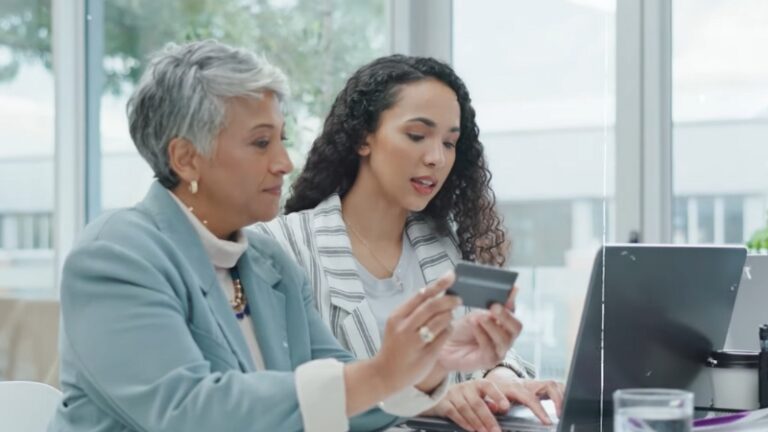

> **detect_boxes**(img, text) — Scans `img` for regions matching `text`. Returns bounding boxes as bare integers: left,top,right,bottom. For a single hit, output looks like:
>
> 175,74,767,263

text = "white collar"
168,190,248,269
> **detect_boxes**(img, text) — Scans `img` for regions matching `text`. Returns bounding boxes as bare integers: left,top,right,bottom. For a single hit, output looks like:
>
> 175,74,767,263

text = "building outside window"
0,0,389,293
672,0,768,247
453,0,616,380
0,0,55,293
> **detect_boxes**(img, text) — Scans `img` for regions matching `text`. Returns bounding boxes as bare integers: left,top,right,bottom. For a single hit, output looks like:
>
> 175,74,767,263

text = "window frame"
615,0,674,244
48,0,683,292
422,0,674,245
49,0,439,292
52,0,87,288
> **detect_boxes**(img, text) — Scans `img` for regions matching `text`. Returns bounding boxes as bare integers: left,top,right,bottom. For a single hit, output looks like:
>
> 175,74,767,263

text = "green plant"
747,226,768,252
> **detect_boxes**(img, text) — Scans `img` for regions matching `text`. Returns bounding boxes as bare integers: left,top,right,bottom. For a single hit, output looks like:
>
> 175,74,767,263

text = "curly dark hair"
285,54,509,266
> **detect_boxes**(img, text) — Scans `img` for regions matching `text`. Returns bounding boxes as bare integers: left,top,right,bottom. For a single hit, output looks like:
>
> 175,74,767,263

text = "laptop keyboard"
404,416,556,432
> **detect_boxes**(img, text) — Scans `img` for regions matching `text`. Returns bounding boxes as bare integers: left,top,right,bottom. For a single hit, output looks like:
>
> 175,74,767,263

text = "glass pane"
673,0,768,249
0,0,55,292
453,0,616,381
98,0,389,212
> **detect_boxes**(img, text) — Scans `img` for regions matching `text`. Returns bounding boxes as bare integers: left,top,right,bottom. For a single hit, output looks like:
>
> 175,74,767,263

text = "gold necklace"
228,267,249,319
345,222,405,292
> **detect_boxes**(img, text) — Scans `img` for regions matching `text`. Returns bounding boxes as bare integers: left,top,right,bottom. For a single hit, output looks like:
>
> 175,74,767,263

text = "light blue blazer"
49,182,398,432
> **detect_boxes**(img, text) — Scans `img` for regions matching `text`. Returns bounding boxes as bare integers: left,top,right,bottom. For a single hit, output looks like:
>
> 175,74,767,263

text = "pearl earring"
189,180,198,194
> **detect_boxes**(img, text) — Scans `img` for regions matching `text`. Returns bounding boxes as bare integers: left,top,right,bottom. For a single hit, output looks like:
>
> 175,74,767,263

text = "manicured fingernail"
491,304,502,315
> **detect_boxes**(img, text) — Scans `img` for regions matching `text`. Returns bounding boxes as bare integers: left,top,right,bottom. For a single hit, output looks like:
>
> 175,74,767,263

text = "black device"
759,324,768,408
559,244,745,431
447,261,517,309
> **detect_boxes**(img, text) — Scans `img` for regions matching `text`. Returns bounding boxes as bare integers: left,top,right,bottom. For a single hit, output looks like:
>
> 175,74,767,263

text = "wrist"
415,363,448,395
485,365,523,384
367,355,401,396
482,361,524,380
343,357,402,417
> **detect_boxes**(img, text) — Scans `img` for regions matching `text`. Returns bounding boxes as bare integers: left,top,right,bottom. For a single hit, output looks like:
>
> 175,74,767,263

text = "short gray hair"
127,40,289,189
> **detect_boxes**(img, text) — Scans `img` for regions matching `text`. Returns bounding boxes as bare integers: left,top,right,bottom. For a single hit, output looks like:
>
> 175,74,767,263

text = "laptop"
724,255,768,351
406,244,746,432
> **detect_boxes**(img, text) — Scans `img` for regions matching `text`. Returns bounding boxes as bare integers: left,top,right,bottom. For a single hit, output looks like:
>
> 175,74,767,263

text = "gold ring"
419,326,435,344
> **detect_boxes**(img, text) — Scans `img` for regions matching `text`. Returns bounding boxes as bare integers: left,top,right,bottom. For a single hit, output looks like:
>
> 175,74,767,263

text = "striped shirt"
254,193,535,380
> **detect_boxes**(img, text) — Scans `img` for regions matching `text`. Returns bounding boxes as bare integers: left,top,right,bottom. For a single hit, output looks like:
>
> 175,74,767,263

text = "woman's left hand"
484,367,565,425
422,379,509,432
437,303,522,372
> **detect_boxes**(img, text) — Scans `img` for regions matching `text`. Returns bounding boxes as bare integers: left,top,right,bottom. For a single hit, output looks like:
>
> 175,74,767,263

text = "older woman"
48,41,517,432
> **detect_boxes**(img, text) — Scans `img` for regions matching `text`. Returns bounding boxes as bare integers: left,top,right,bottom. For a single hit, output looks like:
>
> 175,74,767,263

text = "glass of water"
614,389,693,432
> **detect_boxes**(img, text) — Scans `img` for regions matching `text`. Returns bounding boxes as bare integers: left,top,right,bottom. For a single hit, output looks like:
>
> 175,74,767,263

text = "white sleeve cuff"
378,375,452,417
295,358,349,432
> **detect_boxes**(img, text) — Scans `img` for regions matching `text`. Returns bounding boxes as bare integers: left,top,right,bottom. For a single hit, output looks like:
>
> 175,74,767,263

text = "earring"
189,180,198,194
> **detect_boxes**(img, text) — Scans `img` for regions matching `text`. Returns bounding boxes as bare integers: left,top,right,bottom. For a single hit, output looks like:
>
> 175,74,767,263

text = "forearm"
415,363,449,395
343,358,398,417
344,359,450,419
502,348,535,378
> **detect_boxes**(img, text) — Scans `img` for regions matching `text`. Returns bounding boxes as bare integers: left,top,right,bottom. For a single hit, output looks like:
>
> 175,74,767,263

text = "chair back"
0,381,61,432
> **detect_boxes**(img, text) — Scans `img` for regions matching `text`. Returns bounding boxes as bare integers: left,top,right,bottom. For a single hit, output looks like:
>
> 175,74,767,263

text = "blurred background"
1,0,767,385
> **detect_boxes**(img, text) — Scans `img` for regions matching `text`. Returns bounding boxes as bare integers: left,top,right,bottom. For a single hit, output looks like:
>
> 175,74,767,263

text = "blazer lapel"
339,300,380,360
405,215,467,324
137,182,255,372
199,277,257,372
312,195,382,359
405,214,458,284
237,246,290,371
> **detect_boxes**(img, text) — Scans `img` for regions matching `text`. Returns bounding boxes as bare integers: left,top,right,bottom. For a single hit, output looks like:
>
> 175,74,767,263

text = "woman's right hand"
373,272,462,393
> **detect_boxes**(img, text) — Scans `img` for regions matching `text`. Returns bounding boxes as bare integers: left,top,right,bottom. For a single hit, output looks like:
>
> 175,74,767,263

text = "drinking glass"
613,388,693,432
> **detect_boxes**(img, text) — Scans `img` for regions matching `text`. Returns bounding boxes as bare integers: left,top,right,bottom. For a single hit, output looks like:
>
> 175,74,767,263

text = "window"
0,0,55,293
95,0,390,213
673,0,768,247
453,0,616,380
16,214,52,249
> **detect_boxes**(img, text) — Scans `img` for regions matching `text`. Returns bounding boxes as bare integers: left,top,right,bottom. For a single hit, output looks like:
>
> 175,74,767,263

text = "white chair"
0,381,61,432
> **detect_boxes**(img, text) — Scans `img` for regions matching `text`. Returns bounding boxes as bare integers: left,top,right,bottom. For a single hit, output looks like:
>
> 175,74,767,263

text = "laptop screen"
559,245,745,431
724,255,768,351
405,245,745,432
